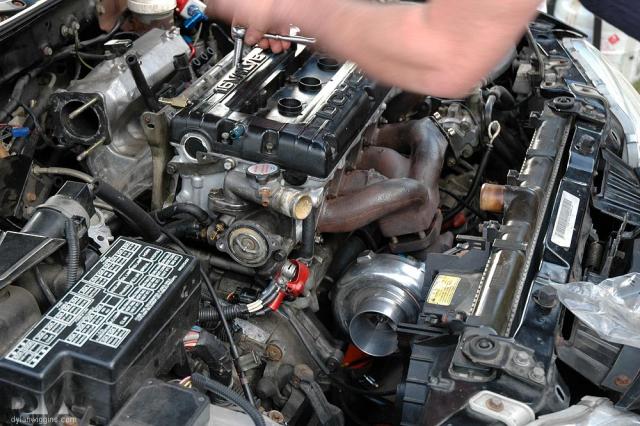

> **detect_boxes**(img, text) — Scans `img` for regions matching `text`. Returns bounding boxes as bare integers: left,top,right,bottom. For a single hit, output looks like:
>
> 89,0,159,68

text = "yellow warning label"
427,275,461,306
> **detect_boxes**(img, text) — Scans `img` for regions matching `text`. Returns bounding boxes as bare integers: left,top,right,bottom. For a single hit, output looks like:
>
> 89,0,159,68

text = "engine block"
169,46,390,179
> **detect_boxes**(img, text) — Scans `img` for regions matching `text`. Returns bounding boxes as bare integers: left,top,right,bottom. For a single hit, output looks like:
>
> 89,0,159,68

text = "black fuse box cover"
110,380,209,426
170,47,390,178
0,238,200,423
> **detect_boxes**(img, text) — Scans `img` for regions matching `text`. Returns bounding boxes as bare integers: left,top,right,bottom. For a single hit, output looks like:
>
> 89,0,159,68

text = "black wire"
439,187,486,221
443,140,495,223
160,229,257,406
211,23,234,44
77,51,116,60
34,265,57,306
191,373,265,426
16,101,40,131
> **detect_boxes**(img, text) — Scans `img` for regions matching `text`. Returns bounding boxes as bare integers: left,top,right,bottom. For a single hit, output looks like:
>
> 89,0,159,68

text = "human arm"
208,0,541,97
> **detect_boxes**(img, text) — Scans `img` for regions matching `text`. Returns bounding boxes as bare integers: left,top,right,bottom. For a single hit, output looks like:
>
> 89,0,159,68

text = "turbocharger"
332,252,425,357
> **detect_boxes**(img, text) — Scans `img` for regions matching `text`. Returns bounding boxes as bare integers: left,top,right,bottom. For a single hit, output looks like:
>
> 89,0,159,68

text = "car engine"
1,1,640,425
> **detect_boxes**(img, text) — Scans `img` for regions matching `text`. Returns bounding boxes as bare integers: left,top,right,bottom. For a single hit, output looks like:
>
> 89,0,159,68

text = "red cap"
176,0,189,11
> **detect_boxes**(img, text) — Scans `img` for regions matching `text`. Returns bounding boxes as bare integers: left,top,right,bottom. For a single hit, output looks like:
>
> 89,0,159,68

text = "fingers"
245,27,265,46
277,23,292,51
220,1,294,54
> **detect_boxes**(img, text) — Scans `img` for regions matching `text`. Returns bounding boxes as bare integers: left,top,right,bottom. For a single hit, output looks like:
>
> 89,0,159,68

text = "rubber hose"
0,74,30,122
154,203,211,224
93,180,164,242
65,219,80,291
199,304,249,323
191,373,266,426
125,54,160,111
488,85,516,110
300,208,316,260
325,235,368,283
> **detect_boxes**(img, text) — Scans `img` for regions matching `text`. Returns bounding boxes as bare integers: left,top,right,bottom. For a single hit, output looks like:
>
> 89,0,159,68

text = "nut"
265,343,283,361
529,366,545,383
615,375,631,388
485,397,504,412
223,158,236,171
513,350,530,367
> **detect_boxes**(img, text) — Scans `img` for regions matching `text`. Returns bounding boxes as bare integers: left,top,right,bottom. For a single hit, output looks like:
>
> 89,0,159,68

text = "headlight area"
564,38,640,167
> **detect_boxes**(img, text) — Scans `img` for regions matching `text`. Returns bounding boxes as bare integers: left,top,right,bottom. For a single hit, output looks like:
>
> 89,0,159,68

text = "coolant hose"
93,180,164,242
154,203,211,224
191,373,266,426
64,219,80,291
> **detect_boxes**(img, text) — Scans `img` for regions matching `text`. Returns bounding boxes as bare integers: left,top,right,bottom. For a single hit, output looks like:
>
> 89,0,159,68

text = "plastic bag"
551,273,640,348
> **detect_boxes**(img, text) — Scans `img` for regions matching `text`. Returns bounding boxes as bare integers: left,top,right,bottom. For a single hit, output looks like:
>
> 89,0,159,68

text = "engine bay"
1,1,640,425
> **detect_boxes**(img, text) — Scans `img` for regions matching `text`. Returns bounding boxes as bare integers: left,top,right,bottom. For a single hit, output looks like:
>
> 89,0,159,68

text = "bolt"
25,192,37,203
326,358,339,371
268,411,285,424
265,343,283,361
76,137,107,162
553,96,575,110
513,350,531,367
533,287,557,309
68,97,100,120
223,158,236,171
477,338,494,350
530,366,545,383
10,397,25,410
42,46,53,56
485,397,504,412
259,187,271,207
615,375,631,388
166,164,177,174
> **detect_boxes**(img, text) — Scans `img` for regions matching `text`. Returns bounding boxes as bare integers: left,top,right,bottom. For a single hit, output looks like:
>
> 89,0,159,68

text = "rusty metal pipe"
373,118,448,237
317,178,427,233
319,117,447,242
356,146,410,179
480,184,506,213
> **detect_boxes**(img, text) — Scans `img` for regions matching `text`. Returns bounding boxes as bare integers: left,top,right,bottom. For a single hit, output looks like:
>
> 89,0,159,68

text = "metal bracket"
458,328,547,387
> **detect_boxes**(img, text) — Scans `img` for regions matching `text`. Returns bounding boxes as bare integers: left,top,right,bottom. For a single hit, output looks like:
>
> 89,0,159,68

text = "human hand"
207,0,293,53
243,24,292,54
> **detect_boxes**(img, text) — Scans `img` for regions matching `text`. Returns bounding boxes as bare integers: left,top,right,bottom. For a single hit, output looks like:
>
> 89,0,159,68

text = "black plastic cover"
110,380,209,426
170,47,390,178
0,238,200,423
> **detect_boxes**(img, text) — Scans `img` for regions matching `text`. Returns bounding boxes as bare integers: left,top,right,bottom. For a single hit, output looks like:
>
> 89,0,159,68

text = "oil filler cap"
247,163,280,184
